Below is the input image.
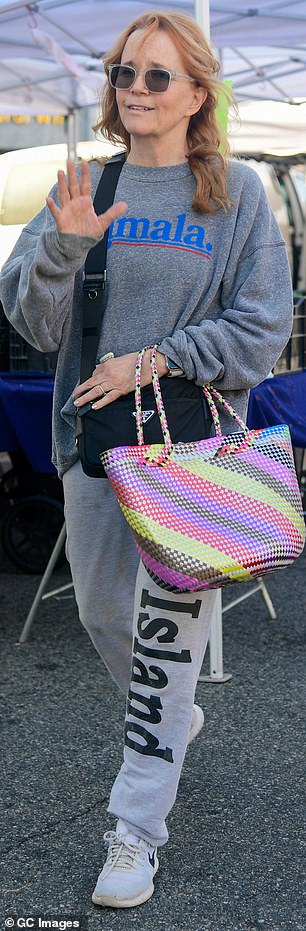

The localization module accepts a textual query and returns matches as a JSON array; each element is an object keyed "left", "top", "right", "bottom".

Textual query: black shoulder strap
[{"left": 80, "top": 152, "right": 126, "bottom": 382}]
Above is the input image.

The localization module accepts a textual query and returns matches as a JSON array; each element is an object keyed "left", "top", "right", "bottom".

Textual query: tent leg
[
  {"left": 258, "top": 579, "right": 277, "bottom": 620},
  {"left": 221, "top": 578, "right": 277, "bottom": 621},
  {"left": 17, "top": 522, "right": 67, "bottom": 645},
  {"left": 198, "top": 590, "right": 232, "bottom": 684},
  {"left": 198, "top": 577, "right": 277, "bottom": 684}
]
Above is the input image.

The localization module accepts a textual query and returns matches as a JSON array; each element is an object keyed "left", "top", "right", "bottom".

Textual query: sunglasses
[{"left": 107, "top": 64, "right": 197, "bottom": 94}]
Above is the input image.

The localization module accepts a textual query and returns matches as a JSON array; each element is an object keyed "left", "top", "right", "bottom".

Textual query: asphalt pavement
[{"left": 1, "top": 541, "right": 305, "bottom": 931}]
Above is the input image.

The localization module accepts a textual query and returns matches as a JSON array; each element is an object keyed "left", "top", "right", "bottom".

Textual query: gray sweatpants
[{"left": 63, "top": 459, "right": 218, "bottom": 847}]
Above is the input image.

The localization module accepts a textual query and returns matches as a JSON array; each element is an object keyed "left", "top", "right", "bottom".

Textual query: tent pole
[
  {"left": 67, "top": 110, "right": 77, "bottom": 160},
  {"left": 218, "top": 48, "right": 224, "bottom": 78},
  {"left": 194, "top": 1, "right": 231, "bottom": 685},
  {"left": 194, "top": 0, "right": 210, "bottom": 39}
]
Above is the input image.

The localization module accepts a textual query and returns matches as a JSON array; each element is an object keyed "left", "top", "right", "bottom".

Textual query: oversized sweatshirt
[{"left": 0, "top": 158, "right": 293, "bottom": 478}]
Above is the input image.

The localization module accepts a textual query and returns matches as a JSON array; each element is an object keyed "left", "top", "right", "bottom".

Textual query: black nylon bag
[
  {"left": 76, "top": 375, "right": 212, "bottom": 477},
  {"left": 76, "top": 155, "right": 212, "bottom": 478}
]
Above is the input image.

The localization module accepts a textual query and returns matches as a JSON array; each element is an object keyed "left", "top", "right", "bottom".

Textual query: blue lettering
[
  {"left": 108, "top": 212, "right": 212, "bottom": 255},
  {"left": 183, "top": 225, "right": 205, "bottom": 249},
  {"left": 170, "top": 213, "right": 187, "bottom": 243},
  {"left": 110, "top": 216, "right": 150, "bottom": 246},
  {"left": 150, "top": 220, "right": 172, "bottom": 242}
]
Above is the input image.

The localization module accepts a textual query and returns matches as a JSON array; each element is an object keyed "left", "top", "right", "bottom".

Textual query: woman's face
[{"left": 115, "top": 28, "right": 206, "bottom": 148}]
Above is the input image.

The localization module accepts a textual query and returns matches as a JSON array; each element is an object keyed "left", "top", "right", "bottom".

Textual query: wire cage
[
  {"left": 0, "top": 302, "right": 57, "bottom": 374},
  {"left": 274, "top": 292, "right": 306, "bottom": 375},
  {"left": 0, "top": 302, "right": 10, "bottom": 370},
  {"left": 9, "top": 326, "right": 57, "bottom": 373}
]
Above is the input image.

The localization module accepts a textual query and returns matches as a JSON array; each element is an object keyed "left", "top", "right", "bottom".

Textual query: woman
[{"left": 0, "top": 10, "right": 292, "bottom": 910}]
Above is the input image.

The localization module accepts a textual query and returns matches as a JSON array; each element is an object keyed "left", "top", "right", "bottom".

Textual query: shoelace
[{"left": 102, "top": 830, "right": 148, "bottom": 876}]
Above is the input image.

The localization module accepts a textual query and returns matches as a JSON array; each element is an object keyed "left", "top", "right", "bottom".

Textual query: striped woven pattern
[{"left": 100, "top": 348, "right": 305, "bottom": 593}]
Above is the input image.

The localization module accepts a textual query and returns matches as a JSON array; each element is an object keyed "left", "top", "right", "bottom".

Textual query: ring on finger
[{"left": 97, "top": 383, "right": 106, "bottom": 397}]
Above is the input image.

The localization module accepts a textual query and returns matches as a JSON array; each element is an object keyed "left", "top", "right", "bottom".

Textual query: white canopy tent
[
  {"left": 230, "top": 100, "right": 306, "bottom": 157},
  {"left": 0, "top": 1, "right": 305, "bottom": 116}
]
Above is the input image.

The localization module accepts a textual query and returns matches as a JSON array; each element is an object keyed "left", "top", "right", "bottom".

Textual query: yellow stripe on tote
[
  {"left": 119, "top": 502, "right": 247, "bottom": 575},
  {"left": 180, "top": 458, "right": 300, "bottom": 525}
]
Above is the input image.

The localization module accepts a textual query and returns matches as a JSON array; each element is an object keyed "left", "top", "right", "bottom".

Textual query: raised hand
[{"left": 46, "top": 158, "right": 127, "bottom": 238}]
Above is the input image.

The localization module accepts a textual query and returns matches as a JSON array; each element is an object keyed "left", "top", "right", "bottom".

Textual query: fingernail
[
  {"left": 74, "top": 399, "right": 80, "bottom": 407},
  {"left": 91, "top": 403, "right": 98, "bottom": 409}
]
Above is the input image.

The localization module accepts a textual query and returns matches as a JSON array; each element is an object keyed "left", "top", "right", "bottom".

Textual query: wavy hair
[{"left": 94, "top": 10, "right": 231, "bottom": 213}]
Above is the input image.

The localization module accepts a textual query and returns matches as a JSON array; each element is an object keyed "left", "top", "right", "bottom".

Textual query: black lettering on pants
[
  {"left": 140, "top": 588, "right": 201, "bottom": 618},
  {"left": 125, "top": 587, "right": 194, "bottom": 762},
  {"left": 137, "top": 612, "right": 178, "bottom": 643},
  {"left": 133, "top": 636, "right": 192, "bottom": 665},
  {"left": 131, "top": 656, "right": 168, "bottom": 690},
  {"left": 125, "top": 721, "right": 174, "bottom": 763},
  {"left": 127, "top": 688, "right": 163, "bottom": 724}
]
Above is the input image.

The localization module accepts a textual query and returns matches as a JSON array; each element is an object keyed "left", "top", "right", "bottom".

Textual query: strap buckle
[
  {"left": 82, "top": 271, "right": 106, "bottom": 286},
  {"left": 82, "top": 271, "right": 106, "bottom": 301}
]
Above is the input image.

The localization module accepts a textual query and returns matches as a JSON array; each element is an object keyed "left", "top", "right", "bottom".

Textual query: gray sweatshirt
[{"left": 0, "top": 159, "right": 292, "bottom": 478}]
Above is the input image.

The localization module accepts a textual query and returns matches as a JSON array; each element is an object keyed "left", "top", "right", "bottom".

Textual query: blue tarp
[
  {"left": 0, "top": 372, "right": 55, "bottom": 472},
  {"left": 247, "top": 371, "right": 306, "bottom": 448},
  {"left": 0, "top": 370, "right": 305, "bottom": 475}
]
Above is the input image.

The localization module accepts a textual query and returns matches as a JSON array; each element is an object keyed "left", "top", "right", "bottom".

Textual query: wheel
[{"left": 1, "top": 496, "right": 66, "bottom": 574}]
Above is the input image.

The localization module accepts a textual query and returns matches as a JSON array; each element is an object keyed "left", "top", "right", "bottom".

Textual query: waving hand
[{"left": 47, "top": 158, "right": 127, "bottom": 238}]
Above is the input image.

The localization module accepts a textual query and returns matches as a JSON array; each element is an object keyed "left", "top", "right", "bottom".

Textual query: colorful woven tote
[{"left": 100, "top": 346, "right": 305, "bottom": 593}]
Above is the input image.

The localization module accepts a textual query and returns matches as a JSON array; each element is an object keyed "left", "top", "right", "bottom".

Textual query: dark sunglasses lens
[
  {"left": 109, "top": 65, "right": 135, "bottom": 88},
  {"left": 146, "top": 69, "right": 170, "bottom": 92}
]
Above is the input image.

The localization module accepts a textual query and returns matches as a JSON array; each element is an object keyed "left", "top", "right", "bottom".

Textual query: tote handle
[
  {"left": 202, "top": 385, "right": 248, "bottom": 436},
  {"left": 135, "top": 345, "right": 172, "bottom": 462},
  {"left": 135, "top": 345, "right": 249, "bottom": 464}
]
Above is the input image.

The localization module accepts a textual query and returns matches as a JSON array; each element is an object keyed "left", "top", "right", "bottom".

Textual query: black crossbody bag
[{"left": 76, "top": 154, "right": 212, "bottom": 478}]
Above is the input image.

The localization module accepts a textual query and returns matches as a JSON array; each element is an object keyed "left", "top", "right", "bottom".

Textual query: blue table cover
[
  {"left": 247, "top": 371, "right": 306, "bottom": 448},
  {"left": 0, "top": 372, "right": 55, "bottom": 473},
  {"left": 0, "top": 370, "right": 305, "bottom": 475}
]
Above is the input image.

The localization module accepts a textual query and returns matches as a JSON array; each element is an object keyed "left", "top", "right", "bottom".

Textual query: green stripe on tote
[
  {"left": 133, "top": 529, "right": 254, "bottom": 586},
  {"left": 180, "top": 458, "right": 301, "bottom": 527},
  {"left": 119, "top": 502, "right": 248, "bottom": 576}
]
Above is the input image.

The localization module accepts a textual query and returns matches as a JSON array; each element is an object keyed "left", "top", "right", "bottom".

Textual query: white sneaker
[
  {"left": 188, "top": 703, "right": 204, "bottom": 745},
  {"left": 92, "top": 829, "right": 159, "bottom": 908}
]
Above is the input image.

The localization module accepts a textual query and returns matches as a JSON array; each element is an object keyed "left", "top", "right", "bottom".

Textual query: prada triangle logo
[{"left": 132, "top": 410, "right": 155, "bottom": 424}]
